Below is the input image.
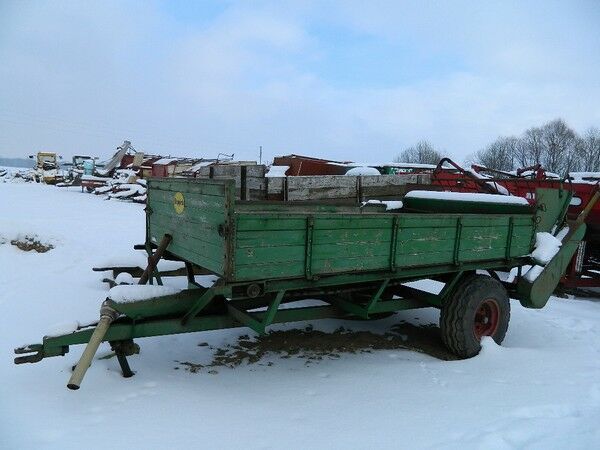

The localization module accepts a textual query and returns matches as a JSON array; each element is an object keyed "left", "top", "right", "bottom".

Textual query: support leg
[
  {"left": 116, "top": 352, "right": 134, "bottom": 378},
  {"left": 139, "top": 234, "right": 172, "bottom": 285},
  {"left": 185, "top": 262, "right": 195, "bottom": 286}
]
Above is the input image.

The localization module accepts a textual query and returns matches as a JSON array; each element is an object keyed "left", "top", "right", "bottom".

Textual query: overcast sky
[{"left": 1, "top": 0, "right": 599, "bottom": 163}]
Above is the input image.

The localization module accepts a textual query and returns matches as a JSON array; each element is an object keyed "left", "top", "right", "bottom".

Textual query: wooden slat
[
  {"left": 150, "top": 189, "right": 225, "bottom": 212},
  {"left": 236, "top": 229, "right": 306, "bottom": 248}
]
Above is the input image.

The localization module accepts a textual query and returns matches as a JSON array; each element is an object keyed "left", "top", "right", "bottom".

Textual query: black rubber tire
[{"left": 440, "top": 274, "right": 510, "bottom": 358}]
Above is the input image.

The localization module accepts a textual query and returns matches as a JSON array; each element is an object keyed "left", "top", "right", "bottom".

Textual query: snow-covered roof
[
  {"left": 153, "top": 158, "right": 179, "bottom": 165},
  {"left": 188, "top": 161, "right": 215, "bottom": 172},
  {"left": 330, "top": 162, "right": 437, "bottom": 169},
  {"left": 265, "top": 165, "right": 290, "bottom": 177}
]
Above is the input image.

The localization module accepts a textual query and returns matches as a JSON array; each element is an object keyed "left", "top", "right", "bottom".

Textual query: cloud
[{"left": 1, "top": 0, "right": 599, "bottom": 163}]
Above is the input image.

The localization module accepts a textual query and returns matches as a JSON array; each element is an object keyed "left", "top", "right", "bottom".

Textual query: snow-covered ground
[{"left": 1, "top": 183, "right": 600, "bottom": 449}]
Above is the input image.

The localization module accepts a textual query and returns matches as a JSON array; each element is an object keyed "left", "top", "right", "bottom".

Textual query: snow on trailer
[
  {"left": 404, "top": 190, "right": 530, "bottom": 205},
  {"left": 14, "top": 176, "right": 594, "bottom": 391}
]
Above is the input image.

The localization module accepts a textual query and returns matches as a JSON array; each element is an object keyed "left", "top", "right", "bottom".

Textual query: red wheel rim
[{"left": 473, "top": 299, "right": 500, "bottom": 339}]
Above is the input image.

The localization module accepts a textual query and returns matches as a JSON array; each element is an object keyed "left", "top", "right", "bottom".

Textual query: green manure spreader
[{"left": 15, "top": 177, "right": 595, "bottom": 389}]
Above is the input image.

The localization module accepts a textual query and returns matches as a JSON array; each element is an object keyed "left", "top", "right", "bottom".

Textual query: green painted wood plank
[
  {"left": 313, "top": 228, "right": 393, "bottom": 244},
  {"left": 150, "top": 179, "right": 228, "bottom": 197},
  {"left": 148, "top": 220, "right": 224, "bottom": 263},
  {"left": 397, "top": 239, "right": 455, "bottom": 254},
  {"left": 150, "top": 200, "right": 225, "bottom": 226},
  {"left": 397, "top": 232, "right": 533, "bottom": 254},
  {"left": 396, "top": 251, "right": 455, "bottom": 267},
  {"left": 234, "top": 262, "right": 305, "bottom": 280},
  {"left": 314, "top": 216, "right": 393, "bottom": 230},
  {"left": 236, "top": 230, "right": 307, "bottom": 248},
  {"left": 236, "top": 245, "right": 306, "bottom": 265},
  {"left": 236, "top": 239, "right": 398, "bottom": 266},
  {"left": 149, "top": 234, "right": 224, "bottom": 275},
  {"left": 149, "top": 213, "right": 222, "bottom": 244},
  {"left": 236, "top": 216, "right": 308, "bottom": 232},
  {"left": 150, "top": 189, "right": 225, "bottom": 212},
  {"left": 233, "top": 245, "right": 533, "bottom": 281},
  {"left": 149, "top": 220, "right": 224, "bottom": 256},
  {"left": 311, "top": 255, "right": 390, "bottom": 274},
  {"left": 313, "top": 241, "right": 394, "bottom": 259}
]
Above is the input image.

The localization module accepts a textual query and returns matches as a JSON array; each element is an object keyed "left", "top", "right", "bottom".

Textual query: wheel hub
[{"left": 473, "top": 298, "right": 500, "bottom": 339}]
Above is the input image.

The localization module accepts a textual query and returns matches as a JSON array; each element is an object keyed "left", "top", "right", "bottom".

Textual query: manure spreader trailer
[{"left": 14, "top": 176, "right": 598, "bottom": 389}]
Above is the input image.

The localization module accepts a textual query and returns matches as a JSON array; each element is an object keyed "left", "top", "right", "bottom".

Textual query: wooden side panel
[
  {"left": 266, "top": 177, "right": 284, "bottom": 199},
  {"left": 147, "top": 179, "right": 230, "bottom": 275},
  {"left": 266, "top": 174, "right": 433, "bottom": 201},
  {"left": 395, "top": 216, "right": 534, "bottom": 268},
  {"left": 193, "top": 164, "right": 267, "bottom": 200},
  {"left": 286, "top": 176, "right": 358, "bottom": 201},
  {"left": 233, "top": 211, "right": 535, "bottom": 281}
]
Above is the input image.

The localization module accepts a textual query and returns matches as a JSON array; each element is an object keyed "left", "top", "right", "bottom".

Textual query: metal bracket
[
  {"left": 395, "top": 271, "right": 464, "bottom": 308},
  {"left": 305, "top": 217, "right": 315, "bottom": 280},
  {"left": 438, "top": 271, "right": 465, "bottom": 303},
  {"left": 181, "top": 288, "right": 218, "bottom": 325},
  {"left": 14, "top": 344, "right": 46, "bottom": 364},
  {"left": 389, "top": 217, "right": 399, "bottom": 272},
  {"left": 329, "top": 279, "right": 390, "bottom": 319},
  {"left": 227, "top": 290, "right": 286, "bottom": 334},
  {"left": 140, "top": 234, "right": 172, "bottom": 285},
  {"left": 366, "top": 278, "right": 390, "bottom": 312},
  {"left": 453, "top": 218, "right": 462, "bottom": 266},
  {"left": 505, "top": 216, "right": 514, "bottom": 261}
]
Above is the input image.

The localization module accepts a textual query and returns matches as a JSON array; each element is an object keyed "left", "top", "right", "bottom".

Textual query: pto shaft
[{"left": 67, "top": 302, "right": 118, "bottom": 390}]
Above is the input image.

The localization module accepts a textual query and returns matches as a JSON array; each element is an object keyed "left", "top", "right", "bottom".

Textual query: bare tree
[
  {"left": 575, "top": 127, "right": 600, "bottom": 172},
  {"left": 474, "top": 136, "right": 519, "bottom": 172},
  {"left": 540, "top": 119, "right": 578, "bottom": 174},
  {"left": 394, "top": 140, "right": 442, "bottom": 165},
  {"left": 515, "top": 126, "right": 544, "bottom": 168}
]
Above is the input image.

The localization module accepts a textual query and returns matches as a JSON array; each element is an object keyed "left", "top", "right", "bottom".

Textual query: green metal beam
[
  {"left": 226, "top": 303, "right": 265, "bottom": 334},
  {"left": 262, "top": 259, "right": 525, "bottom": 296},
  {"left": 368, "top": 298, "right": 429, "bottom": 314},
  {"left": 180, "top": 287, "right": 220, "bottom": 325},
  {"left": 392, "top": 286, "right": 442, "bottom": 307},
  {"left": 262, "top": 290, "right": 285, "bottom": 327},
  {"left": 327, "top": 296, "right": 371, "bottom": 319},
  {"left": 366, "top": 279, "right": 390, "bottom": 312},
  {"left": 227, "top": 290, "right": 286, "bottom": 334},
  {"left": 17, "top": 304, "right": 353, "bottom": 363}
]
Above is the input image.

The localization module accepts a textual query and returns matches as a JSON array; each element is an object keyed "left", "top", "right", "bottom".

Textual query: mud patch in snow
[
  {"left": 9, "top": 235, "right": 54, "bottom": 253},
  {"left": 176, "top": 322, "right": 459, "bottom": 373}
]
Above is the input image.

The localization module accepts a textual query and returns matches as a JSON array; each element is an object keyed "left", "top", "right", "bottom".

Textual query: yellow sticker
[{"left": 173, "top": 192, "right": 185, "bottom": 214}]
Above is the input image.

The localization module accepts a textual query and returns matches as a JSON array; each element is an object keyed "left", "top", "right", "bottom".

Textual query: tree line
[{"left": 395, "top": 119, "right": 600, "bottom": 175}]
